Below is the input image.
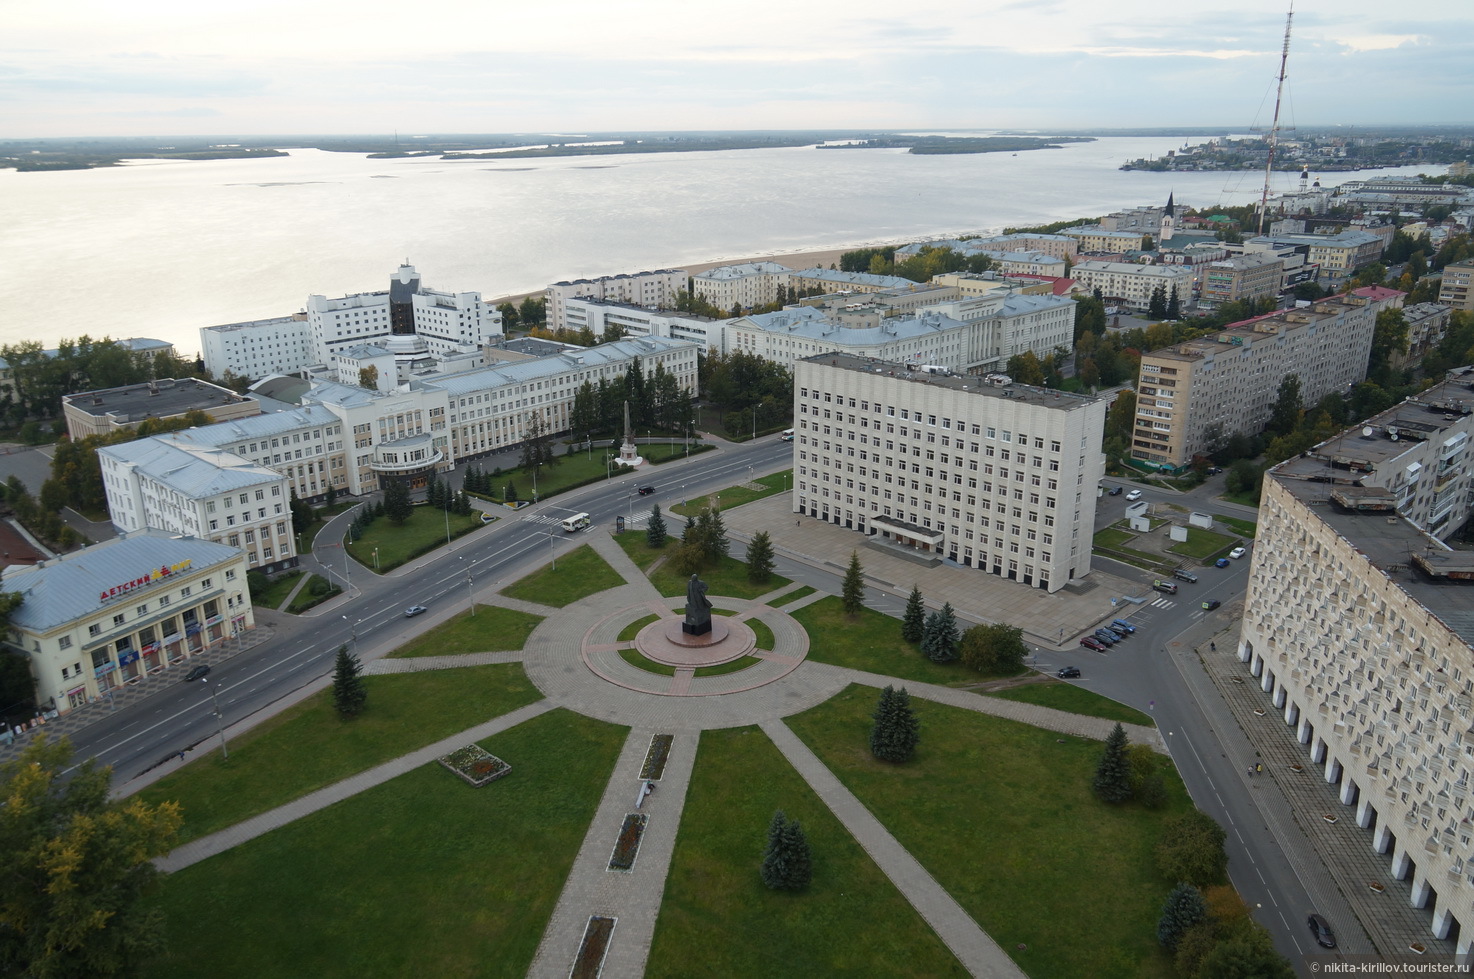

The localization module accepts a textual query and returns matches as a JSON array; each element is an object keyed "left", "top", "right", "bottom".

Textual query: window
[
  {"left": 58, "top": 636, "right": 72, "bottom": 649},
  {"left": 136, "top": 604, "right": 148, "bottom": 616},
  {"left": 225, "top": 570, "right": 237, "bottom": 581},
  {"left": 113, "top": 614, "right": 126, "bottom": 626},
  {"left": 89, "top": 624, "right": 102, "bottom": 637}
]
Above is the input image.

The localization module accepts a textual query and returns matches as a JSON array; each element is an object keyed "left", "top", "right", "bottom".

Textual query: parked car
[
  {"left": 184, "top": 664, "right": 211, "bottom": 682},
  {"left": 1125, "top": 489, "right": 1143, "bottom": 501},
  {"left": 1202, "top": 599, "right": 1222, "bottom": 611},
  {"left": 1229, "top": 546, "right": 1247, "bottom": 559},
  {"left": 1215, "top": 558, "right": 1231, "bottom": 568},
  {"left": 1100, "top": 626, "right": 1127, "bottom": 641},
  {"left": 1173, "top": 568, "right": 1199, "bottom": 583},
  {"left": 1080, "top": 636, "right": 1107, "bottom": 652},
  {"left": 1153, "top": 580, "right": 1179, "bottom": 594},
  {"left": 1110, "top": 618, "right": 1136, "bottom": 634},
  {"left": 404, "top": 605, "right": 428, "bottom": 617},
  {"left": 1307, "top": 913, "right": 1336, "bottom": 949},
  {"left": 1108, "top": 486, "right": 1123, "bottom": 496},
  {"left": 1092, "top": 629, "right": 1120, "bottom": 645},
  {"left": 1207, "top": 466, "right": 1224, "bottom": 475},
  {"left": 1057, "top": 666, "right": 1081, "bottom": 679},
  {"left": 637, "top": 486, "right": 655, "bottom": 495}
]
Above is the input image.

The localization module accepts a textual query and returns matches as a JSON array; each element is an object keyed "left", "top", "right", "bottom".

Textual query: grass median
[
  {"left": 500, "top": 542, "right": 624, "bottom": 607},
  {"left": 389, "top": 606, "right": 544, "bottom": 658}
]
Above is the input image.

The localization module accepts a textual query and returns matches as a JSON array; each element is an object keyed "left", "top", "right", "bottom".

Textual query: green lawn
[
  {"left": 483, "top": 442, "right": 713, "bottom": 503},
  {"left": 284, "top": 575, "right": 341, "bottom": 614},
  {"left": 1219, "top": 489, "right": 1261, "bottom": 508},
  {"left": 389, "top": 606, "right": 545, "bottom": 658},
  {"left": 983, "top": 680, "right": 1155, "bottom": 727},
  {"left": 141, "top": 709, "right": 626, "bottom": 979},
  {"left": 252, "top": 570, "right": 303, "bottom": 610},
  {"left": 1218, "top": 515, "right": 1258, "bottom": 539},
  {"left": 776, "top": 584, "right": 817, "bottom": 605},
  {"left": 787, "top": 685, "right": 1187, "bottom": 979},
  {"left": 617, "top": 613, "right": 661, "bottom": 643},
  {"left": 1167, "top": 527, "right": 1237, "bottom": 560},
  {"left": 671, "top": 469, "right": 792, "bottom": 516},
  {"left": 693, "top": 656, "right": 762, "bottom": 677},
  {"left": 646, "top": 726, "right": 966, "bottom": 978},
  {"left": 345, "top": 507, "right": 485, "bottom": 573},
  {"left": 614, "top": 530, "right": 669, "bottom": 572},
  {"left": 618, "top": 647, "right": 676, "bottom": 677},
  {"left": 135, "top": 664, "right": 542, "bottom": 844},
  {"left": 648, "top": 553, "right": 791, "bottom": 601},
  {"left": 792, "top": 597, "right": 977, "bottom": 686},
  {"left": 1093, "top": 527, "right": 1135, "bottom": 550},
  {"left": 749, "top": 618, "right": 776, "bottom": 651},
  {"left": 500, "top": 543, "right": 624, "bottom": 607}
]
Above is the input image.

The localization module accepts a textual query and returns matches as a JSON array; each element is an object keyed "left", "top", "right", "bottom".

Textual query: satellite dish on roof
[{"left": 1362, "top": 426, "right": 1374, "bottom": 437}]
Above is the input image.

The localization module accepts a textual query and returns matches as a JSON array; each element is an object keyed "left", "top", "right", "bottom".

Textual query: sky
[{"left": 3, "top": 0, "right": 1472, "bottom": 138}]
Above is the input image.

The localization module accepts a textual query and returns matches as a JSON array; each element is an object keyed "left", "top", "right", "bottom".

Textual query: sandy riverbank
[{"left": 486, "top": 243, "right": 889, "bottom": 307}]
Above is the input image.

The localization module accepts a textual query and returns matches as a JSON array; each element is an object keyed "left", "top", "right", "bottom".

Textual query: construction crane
[{"left": 1256, "top": 4, "right": 1295, "bottom": 236}]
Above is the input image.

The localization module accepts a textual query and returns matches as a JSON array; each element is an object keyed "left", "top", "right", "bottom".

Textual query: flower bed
[
  {"left": 572, "top": 916, "right": 616, "bottom": 979},
  {"left": 438, "top": 744, "right": 511, "bottom": 787},
  {"left": 608, "top": 813, "right": 648, "bottom": 871},
  {"left": 641, "top": 734, "right": 673, "bottom": 780}
]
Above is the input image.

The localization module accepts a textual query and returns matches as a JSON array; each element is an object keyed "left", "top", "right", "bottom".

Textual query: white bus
[
  {"left": 561, "top": 512, "right": 591, "bottom": 533},
  {"left": 781, "top": 429, "right": 795, "bottom": 441}
]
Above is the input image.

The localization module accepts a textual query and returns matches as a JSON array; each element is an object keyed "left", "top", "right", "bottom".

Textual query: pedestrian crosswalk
[{"left": 1149, "top": 598, "right": 1177, "bottom": 609}]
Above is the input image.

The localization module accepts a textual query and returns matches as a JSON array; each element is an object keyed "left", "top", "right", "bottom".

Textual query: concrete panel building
[
  {"left": 546, "top": 270, "right": 688, "bottom": 330},
  {"left": 1059, "top": 227, "right": 1145, "bottom": 254},
  {"left": 690, "top": 262, "right": 791, "bottom": 311},
  {"left": 1440, "top": 259, "right": 1474, "bottom": 312},
  {"left": 560, "top": 298, "right": 723, "bottom": 352},
  {"left": 1200, "top": 254, "right": 1286, "bottom": 307},
  {"left": 1238, "top": 370, "right": 1474, "bottom": 957},
  {"left": 793, "top": 354, "right": 1105, "bottom": 593},
  {"left": 3, "top": 531, "right": 252, "bottom": 713},
  {"left": 1069, "top": 261, "right": 1194, "bottom": 312},
  {"left": 1131, "top": 292, "right": 1384, "bottom": 469},
  {"left": 199, "top": 314, "right": 315, "bottom": 380},
  {"left": 62, "top": 378, "right": 260, "bottom": 439}
]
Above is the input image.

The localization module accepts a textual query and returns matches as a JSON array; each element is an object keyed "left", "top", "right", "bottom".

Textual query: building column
[
  {"left": 1297, "top": 716, "right": 1313, "bottom": 745},
  {"left": 1339, "top": 777, "right": 1358, "bottom": 806},
  {"left": 1311, "top": 737, "right": 1327, "bottom": 764},
  {"left": 1432, "top": 905, "right": 1454, "bottom": 940},
  {"left": 1250, "top": 652, "right": 1263, "bottom": 677},
  {"left": 1325, "top": 755, "right": 1342, "bottom": 784},
  {"left": 1261, "top": 668, "right": 1275, "bottom": 694},
  {"left": 1391, "top": 843, "right": 1411, "bottom": 880},
  {"left": 1237, "top": 639, "right": 1252, "bottom": 664},
  {"left": 1357, "top": 796, "right": 1376, "bottom": 829},
  {"left": 1409, "top": 868, "right": 1430, "bottom": 908},
  {"left": 1272, "top": 682, "right": 1287, "bottom": 709},
  {"left": 1373, "top": 822, "right": 1393, "bottom": 855},
  {"left": 1283, "top": 700, "right": 1299, "bottom": 727},
  {"left": 1456, "top": 928, "right": 1471, "bottom": 969}
]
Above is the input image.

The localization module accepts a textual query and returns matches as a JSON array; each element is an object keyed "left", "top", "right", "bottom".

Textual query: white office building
[
  {"left": 793, "top": 354, "right": 1105, "bottom": 593},
  {"left": 561, "top": 298, "right": 724, "bottom": 351},
  {"left": 546, "top": 270, "right": 688, "bottom": 330},
  {"left": 200, "top": 315, "right": 316, "bottom": 380},
  {"left": 1070, "top": 261, "right": 1195, "bottom": 310}
]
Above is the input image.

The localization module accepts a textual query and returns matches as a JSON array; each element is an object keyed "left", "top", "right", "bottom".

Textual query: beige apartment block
[
  {"left": 1131, "top": 292, "right": 1384, "bottom": 468},
  {"left": 547, "top": 269, "right": 688, "bottom": 330},
  {"left": 1059, "top": 226, "right": 1144, "bottom": 254},
  {"left": 1200, "top": 254, "right": 1285, "bottom": 307},
  {"left": 690, "top": 262, "right": 791, "bottom": 311},
  {"left": 1070, "top": 261, "right": 1194, "bottom": 311},
  {"left": 1240, "top": 370, "right": 1474, "bottom": 957},
  {"left": 1440, "top": 259, "right": 1474, "bottom": 311},
  {"left": 793, "top": 354, "right": 1105, "bottom": 593}
]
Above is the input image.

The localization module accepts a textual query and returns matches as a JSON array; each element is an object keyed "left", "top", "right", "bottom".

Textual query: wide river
[{"left": 0, "top": 136, "right": 1436, "bottom": 357}]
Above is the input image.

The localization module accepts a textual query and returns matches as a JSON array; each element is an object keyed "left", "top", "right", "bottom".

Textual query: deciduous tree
[{"left": 1156, "top": 809, "right": 1229, "bottom": 888}]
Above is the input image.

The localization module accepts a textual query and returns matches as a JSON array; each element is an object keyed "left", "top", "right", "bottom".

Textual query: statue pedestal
[
  {"left": 616, "top": 438, "right": 645, "bottom": 467},
  {"left": 634, "top": 616, "right": 753, "bottom": 668}
]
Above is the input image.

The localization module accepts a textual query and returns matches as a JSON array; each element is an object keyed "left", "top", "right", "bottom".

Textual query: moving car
[
  {"left": 1108, "top": 486, "right": 1123, "bottom": 496},
  {"left": 1110, "top": 618, "right": 1136, "bottom": 634},
  {"left": 637, "top": 486, "right": 655, "bottom": 495},
  {"left": 1080, "top": 636, "right": 1107, "bottom": 652},
  {"left": 1173, "top": 568, "right": 1199, "bottom": 583},
  {"left": 1202, "top": 599, "right": 1222, "bottom": 611},
  {"left": 1229, "top": 546, "right": 1247, "bottom": 559},
  {"left": 404, "top": 605, "right": 428, "bottom": 617},
  {"left": 1307, "top": 913, "right": 1336, "bottom": 949},
  {"left": 1125, "top": 489, "right": 1143, "bottom": 501},
  {"left": 1215, "top": 558, "right": 1231, "bottom": 568},
  {"left": 184, "top": 664, "right": 211, "bottom": 682},
  {"left": 1057, "top": 666, "right": 1081, "bottom": 679}
]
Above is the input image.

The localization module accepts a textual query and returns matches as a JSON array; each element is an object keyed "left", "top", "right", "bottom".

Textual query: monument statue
[{"left": 683, "top": 573, "right": 713, "bottom": 636}]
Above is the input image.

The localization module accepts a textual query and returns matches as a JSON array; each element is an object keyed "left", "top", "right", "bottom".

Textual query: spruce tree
[
  {"left": 1093, "top": 722, "right": 1134, "bottom": 803},
  {"left": 332, "top": 644, "right": 367, "bottom": 718},
  {"left": 840, "top": 550, "right": 865, "bottom": 616},
  {"left": 383, "top": 479, "right": 413, "bottom": 525},
  {"left": 647, "top": 504, "right": 668, "bottom": 548},
  {"left": 869, "top": 685, "right": 920, "bottom": 762},
  {"left": 746, "top": 530, "right": 774, "bottom": 583},
  {"left": 761, "top": 810, "right": 813, "bottom": 890},
  {"left": 921, "top": 603, "right": 960, "bottom": 663},
  {"left": 901, "top": 585, "right": 925, "bottom": 643},
  {"left": 1157, "top": 883, "right": 1208, "bottom": 949}
]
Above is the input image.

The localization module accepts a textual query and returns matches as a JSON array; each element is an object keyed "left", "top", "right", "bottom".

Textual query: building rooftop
[
  {"left": 171, "top": 404, "right": 339, "bottom": 447},
  {"left": 98, "top": 436, "right": 281, "bottom": 498},
  {"left": 62, "top": 378, "right": 253, "bottom": 422},
  {"left": 1142, "top": 292, "right": 1381, "bottom": 364},
  {"left": 800, "top": 352, "right": 1102, "bottom": 411},
  {"left": 200, "top": 314, "right": 308, "bottom": 334},
  {"left": 789, "top": 268, "right": 917, "bottom": 290},
  {"left": 690, "top": 262, "right": 790, "bottom": 280},
  {"left": 743, "top": 307, "right": 966, "bottom": 344},
  {"left": 5, "top": 530, "right": 243, "bottom": 634}
]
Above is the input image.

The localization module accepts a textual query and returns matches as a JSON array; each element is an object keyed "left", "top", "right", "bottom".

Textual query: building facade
[
  {"left": 560, "top": 298, "right": 722, "bottom": 351},
  {"left": 793, "top": 355, "right": 1105, "bottom": 593},
  {"left": 200, "top": 314, "right": 316, "bottom": 380},
  {"left": 1238, "top": 371, "right": 1474, "bottom": 958},
  {"left": 546, "top": 269, "right": 688, "bottom": 330},
  {"left": 98, "top": 438, "right": 299, "bottom": 574},
  {"left": 1440, "top": 259, "right": 1474, "bottom": 311},
  {"left": 690, "top": 262, "right": 790, "bottom": 311},
  {"left": 1131, "top": 292, "right": 1385, "bottom": 468},
  {"left": 4, "top": 531, "right": 253, "bottom": 714},
  {"left": 785, "top": 268, "right": 918, "bottom": 296},
  {"left": 1200, "top": 254, "right": 1286, "bottom": 307},
  {"left": 1059, "top": 227, "right": 1145, "bottom": 254},
  {"left": 1069, "top": 261, "right": 1195, "bottom": 311}
]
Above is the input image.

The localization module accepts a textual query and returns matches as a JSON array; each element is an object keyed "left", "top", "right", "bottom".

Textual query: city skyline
[{"left": 4, "top": 0, "right": 1471, "bottom": 139}]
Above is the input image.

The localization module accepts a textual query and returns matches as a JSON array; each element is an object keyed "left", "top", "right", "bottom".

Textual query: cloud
[{"left": 1329, "top": 34, "right": 1426, "bottom": 53}]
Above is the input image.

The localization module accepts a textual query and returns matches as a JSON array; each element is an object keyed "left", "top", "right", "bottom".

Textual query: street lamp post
[
  {"left": 444, "top": 502, "right": 451, "bottom": 546},
  {"left": 549, "top": 531, "right": 557, "bottom": 570},
  {"left": 201, "top": 678, "right": 229, "bottom": 760},
  {"left": 460, "top": 556, "right": 475, "bottom": 616},
  {"left": 342, "top": 614, "right": 358, "bottom": 650}
]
